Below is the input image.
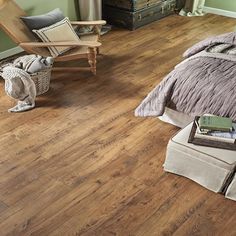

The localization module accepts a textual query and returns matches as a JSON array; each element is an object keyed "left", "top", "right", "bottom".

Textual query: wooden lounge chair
[{"left": 0, "top": 0, "right": 106, "bottom": 75}]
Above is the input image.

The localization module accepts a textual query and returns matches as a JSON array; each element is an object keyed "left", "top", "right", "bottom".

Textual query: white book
[
  {"left": 195, "top": 121, "right": 236, "bottom": 144},
  {"left": 195, "top": 131, "right": 235, "bottom": 144}
]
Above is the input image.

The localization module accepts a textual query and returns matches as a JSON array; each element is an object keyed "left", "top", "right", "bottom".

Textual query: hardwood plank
[
  {"left": 0, "top": 200, "right": 8, "bottom": 214},
  {"left": 173, "top": 194, "right": 236, "bottom": 236}
]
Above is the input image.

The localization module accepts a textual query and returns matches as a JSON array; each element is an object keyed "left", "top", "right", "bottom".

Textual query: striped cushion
[{"left": 33, "top": 17, "right": 80, "bottom": 57}]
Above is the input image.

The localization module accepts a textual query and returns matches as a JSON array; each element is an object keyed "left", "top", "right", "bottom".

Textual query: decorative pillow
[
  {"left": 33, "top": 17, "right": 80, "bottom": 57},
  {"left": 21, "top": 8, "right": 65, "bottom": 31}
]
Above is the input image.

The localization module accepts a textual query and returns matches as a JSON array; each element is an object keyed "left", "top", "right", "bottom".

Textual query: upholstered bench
[
  {"left": 225, "top": 176, "right": 236, "bottom": 201},
  {"left": 164, "top": 123, "right": 236, "bottom": 200}
]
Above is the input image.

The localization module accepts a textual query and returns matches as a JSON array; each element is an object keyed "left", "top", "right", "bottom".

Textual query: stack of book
[{"left": 188, "top": 115, "right": 236, "bottom": 150}]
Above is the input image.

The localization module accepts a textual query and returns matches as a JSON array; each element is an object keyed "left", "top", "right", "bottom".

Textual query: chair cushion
[
  {"left": 21, "top": 8, "right": 65, "bottom": 31},
  {"left": 164, "top": 123, "right": 236, "bottom": 193},
  {"left": 33, "top": 17, "right": 80, "bottom": 57}
]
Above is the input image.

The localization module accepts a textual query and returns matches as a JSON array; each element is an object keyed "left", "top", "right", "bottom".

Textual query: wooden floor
[{"left": 0, "top": 13, "right": 236, "bottom": 236}]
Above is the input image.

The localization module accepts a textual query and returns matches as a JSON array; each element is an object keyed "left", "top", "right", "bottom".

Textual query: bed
[{"left": 135, "top": 32, "right": 236, "bottom": 127}]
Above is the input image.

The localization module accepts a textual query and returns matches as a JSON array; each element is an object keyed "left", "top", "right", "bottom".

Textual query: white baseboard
[
  {"left": 203, "top": 6, "right": 236, "bottom": 18},
  {"left": 0, "top": 46, "right": 24, "bottom": 60}
]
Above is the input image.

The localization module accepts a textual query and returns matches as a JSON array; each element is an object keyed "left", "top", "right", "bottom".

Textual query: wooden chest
[
  {"left": 103, "top": 0, "right": 176, "bottom": 30},
  {"left": 103, "top": 0, "right": 163, "bottom": 11}
]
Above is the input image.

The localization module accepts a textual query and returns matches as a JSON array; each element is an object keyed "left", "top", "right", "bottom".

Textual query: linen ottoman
[
  {"left": 225, "top": 176, "right": 236, "bottom": 201},
  {"left": 164, "top": 123, "right": 236, "bottom": 198}
]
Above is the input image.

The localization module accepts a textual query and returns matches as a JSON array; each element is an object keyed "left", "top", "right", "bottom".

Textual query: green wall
[
  {"left": 0, "top": 0, "right": 78, "bottom": 52},
  {"left": 205, "top": 0, "right": 236, "bottom": 12}
]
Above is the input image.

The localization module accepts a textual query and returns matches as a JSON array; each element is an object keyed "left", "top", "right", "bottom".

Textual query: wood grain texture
[{"left": 0, "top": 13, "right": 236, "bottom": 236}]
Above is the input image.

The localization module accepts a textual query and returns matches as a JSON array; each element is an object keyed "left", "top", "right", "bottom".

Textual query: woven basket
[
  {"left": 0, "top": 56, "right": 52, "bottom": 96},
  {"left": 31, "top": 68, "right": 51, "bottom": 96}
]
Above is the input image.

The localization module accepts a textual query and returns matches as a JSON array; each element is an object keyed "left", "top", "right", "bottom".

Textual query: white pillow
[{"left": 33, "top": 17, "right": 80, "bottom": 57}]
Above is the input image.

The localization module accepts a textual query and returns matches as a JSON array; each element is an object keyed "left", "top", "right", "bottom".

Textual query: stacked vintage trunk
[{"left": 103, "top": 0, "right": 176, "bottom": 30}]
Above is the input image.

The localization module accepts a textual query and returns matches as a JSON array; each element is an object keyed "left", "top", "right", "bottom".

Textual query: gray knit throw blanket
[{"left": 0, "top": 55, "right": 53, "bottom": 113}]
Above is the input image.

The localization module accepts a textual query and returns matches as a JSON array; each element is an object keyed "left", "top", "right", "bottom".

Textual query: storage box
[
  {"left": 103, "top": 0, "right": 163, "bottom": 11},
  {"left": 103, "top": 0, "right": 176, "bottom": 30}
]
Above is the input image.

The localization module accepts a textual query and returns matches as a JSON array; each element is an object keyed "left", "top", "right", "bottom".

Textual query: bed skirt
[{"left": 158, "top": 107, "right": 193, "bottom": 128}]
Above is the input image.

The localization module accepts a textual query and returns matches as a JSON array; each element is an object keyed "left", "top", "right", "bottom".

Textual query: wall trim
[
  {"left": 0, "top": 46, "right": 24, "bottom": 60},
  {"left": 203, "top": 6, "right": 236, "bottom": 19}
]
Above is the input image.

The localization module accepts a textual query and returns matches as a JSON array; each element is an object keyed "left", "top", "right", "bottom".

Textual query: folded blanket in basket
[
  {"left": 0, "top": 55, "right": 53, "bottom": 112},
  {"left": 2, "top": 66, "right": 36, "bottom": 112},
  {"left": 13, "top": 55, "right": 53, "bottom": 74}
]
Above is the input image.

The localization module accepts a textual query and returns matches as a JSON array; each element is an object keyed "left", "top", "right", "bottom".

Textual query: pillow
[
  {"left": 33, "top": 17, "right": 80, "bottom": 57},
  {"left": 21, "top": 8, "right": 65, "bottom": 31}
]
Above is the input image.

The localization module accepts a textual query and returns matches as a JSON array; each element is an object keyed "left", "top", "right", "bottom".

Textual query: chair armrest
[
  {"left": 20, "top": 41, "right": 101, "bottom": 48},
  {"left": 70, "top": 20, "right": 106, "bottom": 26}
]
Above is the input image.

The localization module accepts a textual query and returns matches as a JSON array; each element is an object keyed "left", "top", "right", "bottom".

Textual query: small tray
[{"left": 188, "top": 116, "right": 236, "bottom": 151}]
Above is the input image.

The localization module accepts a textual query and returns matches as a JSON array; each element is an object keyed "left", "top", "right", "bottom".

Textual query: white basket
[{"left": 31, "top": 68, "right": 52, "bottom": 96}]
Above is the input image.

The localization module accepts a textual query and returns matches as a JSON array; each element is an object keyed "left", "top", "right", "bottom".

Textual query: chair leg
[{"left": 88, "top": 47, "right": 97, "bottom": 75}]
